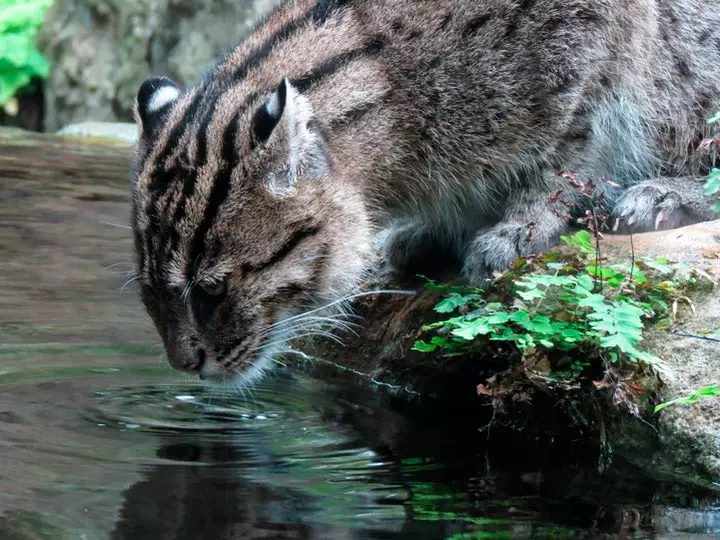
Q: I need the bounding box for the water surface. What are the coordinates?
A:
[0,130,718,539]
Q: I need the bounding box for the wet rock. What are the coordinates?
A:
[57,122,138,145]
[602,222,720,485]
[38,0,276,131]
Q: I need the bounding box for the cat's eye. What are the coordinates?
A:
[191,278,228,328]
[199,279,227,297]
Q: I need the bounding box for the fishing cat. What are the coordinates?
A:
[130,0,720,383]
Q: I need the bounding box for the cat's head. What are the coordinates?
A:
[130,76,371,384]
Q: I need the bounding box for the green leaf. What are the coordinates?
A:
[486,311,510,325]
[578,293,608,311]
[516,287,545,301]
[561,230,596,254]
[607,273,626,288]
[434,293,481,314]
[600,333,636,353]
[707,111,720,125]
[574,274,595,293]
[451,319,494,340]
[587,265,615,279]
[704,169,720,203]
[655,385,720,413]
[560,327,585,341]
[412,340,437,353]
[643,257,674,274]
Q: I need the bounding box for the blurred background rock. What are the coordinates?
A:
[1,0,277,132]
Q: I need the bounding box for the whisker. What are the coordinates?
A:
[267,348,315,368]
[273,348,315,360]
[263,314,363,333]
[255,330,345,351]
[259,316,360,339]
[181,279,195,303]
[120,275,140,292]
[104,261,135,271]
[100,221,132,230]
[267,289,414,330]
[269,357,287,368]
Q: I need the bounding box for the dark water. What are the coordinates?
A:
[1,358,719,540]
[0,130,718,539]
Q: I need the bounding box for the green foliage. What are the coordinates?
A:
[705,167,720,214]
[654,385,720,413]
[559,229,596,255]
[0,0,53,108]
[704,112,720,213]
[412,231,703,377]
[707,110,720,125]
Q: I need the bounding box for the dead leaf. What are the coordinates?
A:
[535,356,552,374]
[701,247,720,259]
[593,376,613,390]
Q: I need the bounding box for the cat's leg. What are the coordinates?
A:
[461,178,571,284]
[612,176,715,233]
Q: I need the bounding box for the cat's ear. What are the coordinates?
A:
[135,77,180,138]
[252,78,330,187]
[252,77,290,144]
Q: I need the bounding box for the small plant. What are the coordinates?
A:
[413,230,703,379]
[654,385,720,413]
[0,0,54,114]
[700,111,720,213]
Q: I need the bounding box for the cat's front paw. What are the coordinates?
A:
[613,183,694,233]
[461,223,561,284]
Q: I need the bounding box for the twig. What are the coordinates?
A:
[312,358,421,395]
[629,232,635,283]
[671,331,720,343]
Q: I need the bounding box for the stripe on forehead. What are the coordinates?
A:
[186,111,242,281]
[135,87,205,282]
[136,87,199,191]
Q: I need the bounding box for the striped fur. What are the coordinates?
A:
[131,0,720,383]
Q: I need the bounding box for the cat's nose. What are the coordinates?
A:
[182,347,206,372]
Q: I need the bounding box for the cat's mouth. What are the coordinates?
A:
[192,348,273,387]
[197,359,228,382]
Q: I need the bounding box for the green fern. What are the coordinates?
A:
[411,231,703,375]
[703,112,720,213]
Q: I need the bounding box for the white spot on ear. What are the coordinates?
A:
[147,86,180,113]
[266,78,291,119]
[265,90,282,118]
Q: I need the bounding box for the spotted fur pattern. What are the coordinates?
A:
[131,0,720,382]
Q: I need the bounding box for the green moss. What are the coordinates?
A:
[0,0,54,108]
